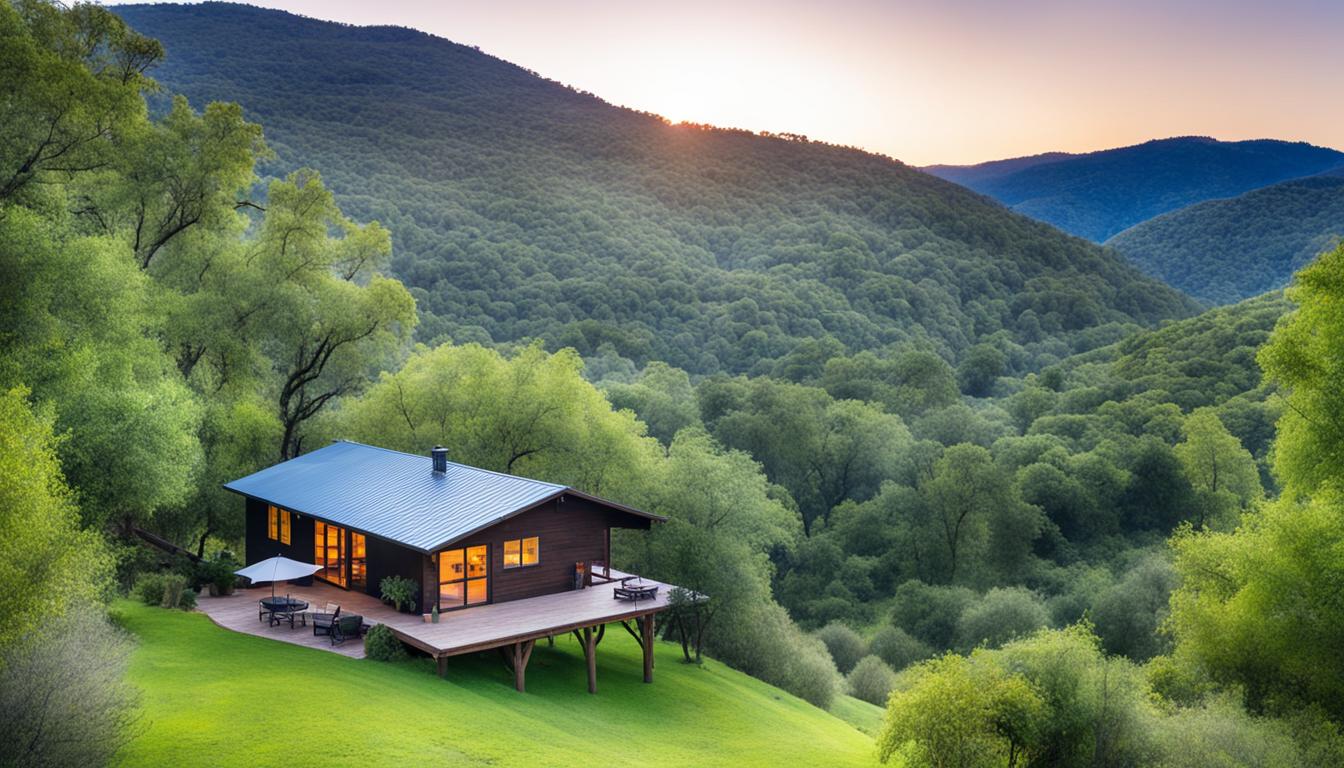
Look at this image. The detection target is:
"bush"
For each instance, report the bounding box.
[132,571,194,609]
[956,587,1049,651]
[197,554,240,595]
[379,575,417,613]
[364,623,407,661]
[815,622,867,674]
[0,611,138,767]
[891,580,976,649]
[707,601,841,709]
[869,626,932,671]
[847,655,897,706]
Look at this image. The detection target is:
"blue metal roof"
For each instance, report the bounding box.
[223,441,657,552]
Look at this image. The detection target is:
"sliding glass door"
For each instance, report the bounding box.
[314,520,347,587]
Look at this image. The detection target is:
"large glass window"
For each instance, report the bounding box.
[267,505,291,545]
[439,545,488,609]
[502,536,539,569]
[313,520,347,587]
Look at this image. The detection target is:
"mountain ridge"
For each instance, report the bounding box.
[925,136,1344,242]
[115,2,1199,375]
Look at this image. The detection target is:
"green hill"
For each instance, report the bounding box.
[1105,176,1344,304]
[926,137,1344,243]
[113,3,1197,376]
[113,602,880,767]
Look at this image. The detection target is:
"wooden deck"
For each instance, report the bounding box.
[195,571,673,692]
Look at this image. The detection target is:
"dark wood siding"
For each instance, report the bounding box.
[363,534,426,608]
[244,498,314,565]
[432,494,639,609]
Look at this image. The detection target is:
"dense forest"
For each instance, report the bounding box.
[5,2,1344,767]
[114,3,1198,377]
[926,136,1344,242]
[1107,175,1344,304]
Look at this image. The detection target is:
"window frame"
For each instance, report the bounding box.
[267,505,292,545]
[438,544,489,611]
[501,536,540,569]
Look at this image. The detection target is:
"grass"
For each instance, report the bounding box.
[831,695,887,736]
[112,602,880,767]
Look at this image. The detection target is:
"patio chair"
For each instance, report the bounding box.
[331,614,363,646]
[312,605,341,637]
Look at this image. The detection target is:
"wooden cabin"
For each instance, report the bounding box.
[223,441,674,693]
[227,440,662,614]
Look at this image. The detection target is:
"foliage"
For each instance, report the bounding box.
[0,388,114,648]
[846,655,897,706]
[115,602,876,767]
[1108,175,1344,304]
[0,611,139,768]
[1090,553,1175,661]
[131,571,193,610]
[868,626,933,671]
[118,3,1197,381]
[379,575,417,613]
[954,587,1049,652]
[363,623,408,662]
[1258,242,1344,497]
[929,136,1344,242]
[877,652,1045,768]
[1173,408,1262,530]
[815,622,867,674]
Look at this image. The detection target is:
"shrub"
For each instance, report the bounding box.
[847,655,897,706]
[891,580,976,649]
[132,572,194,609]
[379,575,417,612]
[364,623,407,661]
[0,611,139,767]
[956,587,1049,651]
[815,622,867,674]
[869,625,932,671]
[197,554,240,595]
[707,600,841,708]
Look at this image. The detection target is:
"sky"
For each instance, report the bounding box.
[108,0,1344,165]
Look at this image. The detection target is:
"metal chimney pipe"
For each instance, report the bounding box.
[431,445,448,473]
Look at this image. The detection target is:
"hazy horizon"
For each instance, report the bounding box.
[106,0,1344,166]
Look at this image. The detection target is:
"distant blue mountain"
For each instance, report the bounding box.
[924,137,1344,242]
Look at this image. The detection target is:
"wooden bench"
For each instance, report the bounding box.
[613,582,659,602]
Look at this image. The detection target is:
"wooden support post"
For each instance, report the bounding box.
[641,613,654,683]
[436,655,447,678]
[583,625,597,694]
[513,639,535,693]
[594,623,606,647]
[603,528,611,579]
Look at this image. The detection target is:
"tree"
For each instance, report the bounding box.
[1257,242,1344,497]
[816,622,868,674]
[957,343,1007,397]
[0,388,114,647]
[601,361,700,445]
[0,0,161,203]
[1173,408,1262,529]
[878,653,1045,768]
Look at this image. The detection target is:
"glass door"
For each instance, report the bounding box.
[350,532,367,590]
[438,544,488,610]
[314,520,347,587]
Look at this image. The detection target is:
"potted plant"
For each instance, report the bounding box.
[380,575,417,613]
[201,554,239,597]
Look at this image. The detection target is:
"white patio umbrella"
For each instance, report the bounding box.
[234,556,322,599]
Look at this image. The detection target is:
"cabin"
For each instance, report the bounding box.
[223,440,674,692]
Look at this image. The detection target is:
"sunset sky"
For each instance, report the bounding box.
[111,0,1344,165]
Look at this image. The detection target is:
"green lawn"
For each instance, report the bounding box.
[112,602,880,767]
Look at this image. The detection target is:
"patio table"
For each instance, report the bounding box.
[260,597,310,628]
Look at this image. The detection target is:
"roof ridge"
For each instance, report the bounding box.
[330,439,568,491]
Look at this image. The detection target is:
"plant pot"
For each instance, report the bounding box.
[422,613,433,623]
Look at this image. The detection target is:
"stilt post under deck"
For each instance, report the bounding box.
[513,639,535,692]
[436,655,447,678]
[583,625,598,694]
[641,613,654,683]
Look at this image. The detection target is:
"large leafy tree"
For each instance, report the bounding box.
[1173,408,1262,530]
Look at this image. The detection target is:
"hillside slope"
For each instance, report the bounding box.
[113,602,879,767]
[115,3,1197,376]
[1105,175,1344,304]
[926,137,1344,242]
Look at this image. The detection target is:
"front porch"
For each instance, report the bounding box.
[195,571,672,692]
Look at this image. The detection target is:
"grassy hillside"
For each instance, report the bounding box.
[112,602,879,767]
[1106,176,1344,304]
[114,3,1197,376]
[926,137,1344,242]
